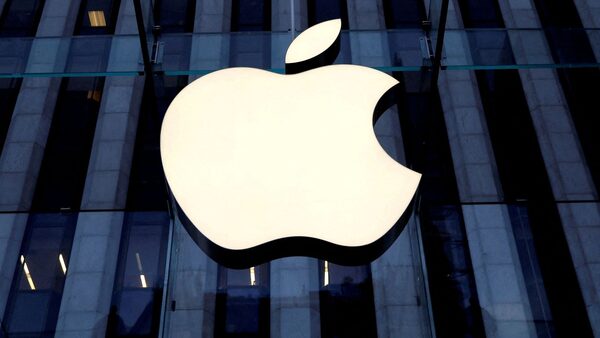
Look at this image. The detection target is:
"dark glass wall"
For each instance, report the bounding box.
[382,0,426,28]
[153,0,196,33]
[31,77,104,211]
[531,0,600,194]
[231,0,270,31]
[104,76,183,337]
[2,76,105,337]
[1,213,77,337]
[215,265,270,337]
[396,73,486,338]
[457,0,593,336]
[0,78,21,157]
[125,78,175,212]
[307,0,348,29]
[476,68,593,338]
[318,262,378,338]
[0,0,45,36]
[107,212,170,338]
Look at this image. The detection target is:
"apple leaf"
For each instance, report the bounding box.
[285,19,341,72]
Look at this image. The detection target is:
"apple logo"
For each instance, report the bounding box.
[160,19,421,268]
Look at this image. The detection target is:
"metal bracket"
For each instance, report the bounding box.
[419,36,434,67]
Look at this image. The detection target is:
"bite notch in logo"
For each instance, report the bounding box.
[160,19,421,268]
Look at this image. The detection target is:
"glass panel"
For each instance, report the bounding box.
[107,212,170,337]
[530,0,600,194]
[0,77,21,156]
[395,77,485,337]
[231,0,270,32]
[31,77,104,211]
[0,0,45,37]
[319,262,378,338]
[0,30,599,78]
[1,213,77,337]
[153,0,196,33]
[382,0,426,29]
[442,28,600,69]
[307,0,348,29]
[215,265,270,337]
[125,79,178,211]
[0,35,142,78]
[479,69,594,337]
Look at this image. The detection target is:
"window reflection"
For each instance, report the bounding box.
[154,0,196,33]
[0,78,22,157]
[215,264,270,337]
[382,0,426,29]
[0,0,45,36]
[395,74,486,338]
[307,0,348,29]
[231,0,270,32]
[106,212,170,338]
[476,68,594,338]
[126,76,185,211]
[2,213,77,337]
[533,0,600,193]
[318,261,377,338]
[31,77,105,211]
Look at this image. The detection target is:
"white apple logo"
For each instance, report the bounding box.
[160,19,421,268]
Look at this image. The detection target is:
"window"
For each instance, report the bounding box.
[456,0,504,28]
[395,75,486,338]
[2,213,77,337]
[382,0,426,29]
[31,77,105,211]
[531,0,600,194]
[476,69,594,338]
[153,0,196,33]
[0,0,45,36]
[319,261,377,338]
[215,264,270,337]
[74,0,121,35]
[307,0,348,29]
[231,0,270,32]
[106,212,170,337]
[0,78,22,157]
[126,77,183,211]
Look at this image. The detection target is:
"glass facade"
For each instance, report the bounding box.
[0,0,599,338]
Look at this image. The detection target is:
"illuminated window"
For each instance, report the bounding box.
[87,10,107,27]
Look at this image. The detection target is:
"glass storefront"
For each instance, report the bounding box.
[1,0,599,337]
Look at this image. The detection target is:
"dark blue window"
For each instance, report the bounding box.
[531,0,600,194]
[395,76,486,338]
[2,213,77,337]
[382,0,426,29]
[215,264,270,337]
[319,262,378,338]
[31,77,104,211]
[535,0,600,189]
[231,0,270,31]
[476,69,594,338]
[307,0,348,29]
[0,0,45,36]
[154,0,196,33]
[0,78,21,158]
[125,77,182,212]
[456,0,504,28]
[106,212,170,337]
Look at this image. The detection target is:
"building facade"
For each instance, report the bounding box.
[0,0,599,337]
